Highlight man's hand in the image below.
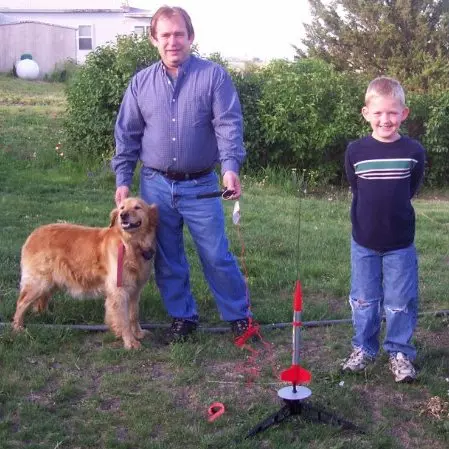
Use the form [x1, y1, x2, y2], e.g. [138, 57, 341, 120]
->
[115, 186, 130, 207]
[222, 171, 241, 200]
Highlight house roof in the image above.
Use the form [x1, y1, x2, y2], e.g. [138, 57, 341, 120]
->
[0, 7, 152, 18]
[0, 0, 130, 8]
[0, 12, 18, 24]
[124, 8, 152, 18]
[0, 20, 77, 29]
[1, 9, 127, 13]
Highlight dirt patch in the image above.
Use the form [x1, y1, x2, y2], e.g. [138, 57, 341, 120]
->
[173, 386, 204, 413]
[26, 378, 60, 408]
[98, 397, 121, 411]
[416, 326, 449, 348]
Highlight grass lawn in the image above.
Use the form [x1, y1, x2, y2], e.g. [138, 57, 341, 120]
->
[0, 74, 448, 449]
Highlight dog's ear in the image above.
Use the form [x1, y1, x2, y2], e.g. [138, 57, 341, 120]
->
[148, 204, 158, 230]
[109, 208, 119, 228]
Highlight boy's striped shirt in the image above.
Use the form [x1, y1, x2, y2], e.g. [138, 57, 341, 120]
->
[354, 158, 418, 180]
[344, 136, 426, 251]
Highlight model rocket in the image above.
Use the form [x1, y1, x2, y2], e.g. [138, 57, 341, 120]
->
[280, 280, 312, 391]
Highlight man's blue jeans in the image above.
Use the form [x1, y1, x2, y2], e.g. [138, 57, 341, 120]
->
[140, 167, 250, 323]
[349, 238, 418, 360]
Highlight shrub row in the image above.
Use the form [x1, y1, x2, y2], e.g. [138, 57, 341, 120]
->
[64, 35, 449, 186]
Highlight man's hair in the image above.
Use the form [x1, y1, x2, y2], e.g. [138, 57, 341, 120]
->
[150, 5, 194, 39]
[365, 76, 406, 106]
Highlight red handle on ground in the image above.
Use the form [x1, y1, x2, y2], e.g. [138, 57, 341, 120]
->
[207, 402, 225, 422]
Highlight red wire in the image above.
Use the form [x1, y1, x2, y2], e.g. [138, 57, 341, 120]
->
[233, 220, 279, 384]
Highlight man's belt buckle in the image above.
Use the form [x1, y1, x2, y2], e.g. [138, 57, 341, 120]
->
[164, 169, 210, 181]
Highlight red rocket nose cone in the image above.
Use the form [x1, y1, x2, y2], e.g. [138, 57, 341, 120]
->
[293, 280, 302, 311]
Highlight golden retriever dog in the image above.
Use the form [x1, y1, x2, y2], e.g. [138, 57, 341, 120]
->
[12, 197, 158, 349]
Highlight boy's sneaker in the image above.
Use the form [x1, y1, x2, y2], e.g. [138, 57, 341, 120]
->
[389, 352, 417, 383]
[341, 347, 374, 372]
[169, 318, 197, 343]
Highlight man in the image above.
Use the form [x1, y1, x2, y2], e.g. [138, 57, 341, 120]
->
[112, 5, 253, 343]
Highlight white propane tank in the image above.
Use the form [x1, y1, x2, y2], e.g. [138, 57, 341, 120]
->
[16, 57, 40, 80]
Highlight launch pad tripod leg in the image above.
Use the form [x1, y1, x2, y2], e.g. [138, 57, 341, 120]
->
[246, 399, 364, 438]
[246, 404, 292, 438]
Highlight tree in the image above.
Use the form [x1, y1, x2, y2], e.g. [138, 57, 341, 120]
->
[298, 0, 449, 91]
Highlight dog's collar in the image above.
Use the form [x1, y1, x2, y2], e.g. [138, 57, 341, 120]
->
[142, 248, 155, 261]
[117, 242, 125, 287]
[117, 244, 154, 287]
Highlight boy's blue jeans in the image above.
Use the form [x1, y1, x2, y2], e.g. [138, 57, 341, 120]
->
[349, 238, 418, 360]
[140, 167, 250, 323]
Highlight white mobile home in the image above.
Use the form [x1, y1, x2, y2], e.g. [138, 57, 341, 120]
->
[0, 1, 152, 74]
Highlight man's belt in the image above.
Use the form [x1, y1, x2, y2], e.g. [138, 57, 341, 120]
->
[151, 167, 212, 181]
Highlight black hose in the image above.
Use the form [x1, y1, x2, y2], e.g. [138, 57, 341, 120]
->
[1, 309, 447, 333]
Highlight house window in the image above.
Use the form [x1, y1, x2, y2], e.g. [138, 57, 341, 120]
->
[134, 26, 149, 36]
[78, 25, 93, 50]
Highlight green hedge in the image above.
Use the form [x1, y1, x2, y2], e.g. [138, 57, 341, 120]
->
[235, 59, 366, 184]
[64, 35, 449, 186]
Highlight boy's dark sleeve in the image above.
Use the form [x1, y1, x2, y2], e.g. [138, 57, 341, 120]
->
[344, 143, 357, 191]
[410, 144, 426, 198]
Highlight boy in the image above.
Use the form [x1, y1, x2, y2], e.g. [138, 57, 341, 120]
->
[343, 76, 426, 382]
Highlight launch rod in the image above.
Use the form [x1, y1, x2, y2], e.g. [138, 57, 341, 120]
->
[292, 283, 303, 367]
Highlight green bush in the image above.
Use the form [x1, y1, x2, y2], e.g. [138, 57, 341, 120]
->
[44, 58, 79, 83]
[231, 68, 265, 169]
[422, 91, 449, 186]
[396, 90, 449, 187]
[242, 59, 366, 182]
[64, 34, 159, 164]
